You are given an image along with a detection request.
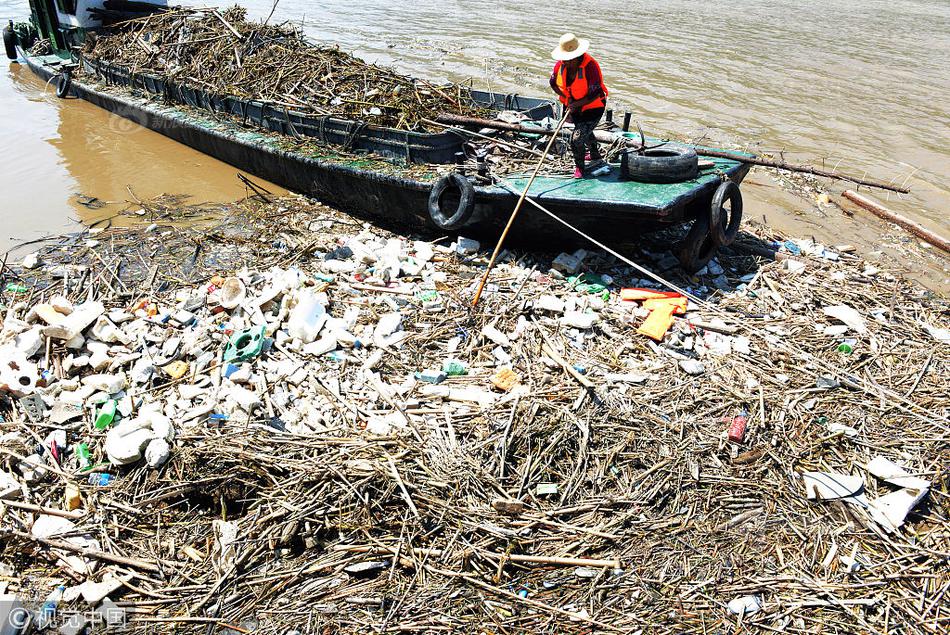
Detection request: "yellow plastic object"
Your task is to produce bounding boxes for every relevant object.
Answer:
[491,368,520,392]
[637,296,688,341]
[64,483,82,511]
[162,360,190,380]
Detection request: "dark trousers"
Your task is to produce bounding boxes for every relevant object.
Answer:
[569,107,605,169]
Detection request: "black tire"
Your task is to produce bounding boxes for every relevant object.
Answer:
[3,24,17,61]
[675,212,719,274]
[621,145,699,183]
[428,173,476,231]
[55,71,72,98]
[709,180,743,247]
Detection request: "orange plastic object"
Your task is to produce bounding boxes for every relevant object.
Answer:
[620,288,680,302]
[491,368,520,392]
[621,288,687,341]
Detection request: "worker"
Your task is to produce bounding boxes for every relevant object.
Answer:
[550,33,610,178]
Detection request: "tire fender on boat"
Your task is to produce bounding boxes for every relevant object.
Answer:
[675,211,719,274]
[709,180,743,247]
[428,172,476,231]
[621,145,699,183]
[55,71,72,99]
[2,23,17,61]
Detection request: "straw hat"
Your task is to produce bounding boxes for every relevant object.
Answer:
[551,33,589,61]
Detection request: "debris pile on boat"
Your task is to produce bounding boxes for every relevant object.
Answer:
[1,193,947,633]
[85,6,489,131]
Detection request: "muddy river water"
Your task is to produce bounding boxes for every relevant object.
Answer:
[2,0,948,287]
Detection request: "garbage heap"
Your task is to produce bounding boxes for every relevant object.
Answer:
[0,194,947,634]
[86,6,489,131]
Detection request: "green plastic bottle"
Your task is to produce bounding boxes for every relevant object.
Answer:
[76,443,92,469]
[442,359,467,376]
[94,400,117,430]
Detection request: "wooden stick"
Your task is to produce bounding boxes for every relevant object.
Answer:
[471,111,570,307]
[842,190,949,253]
[11,529,164,573]
[503,553,620,568]
[541,342,595,389]
[437,113,910,194]
[332,543,619,568]
[1,500,86,520]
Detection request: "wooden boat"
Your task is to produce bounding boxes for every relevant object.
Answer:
[6,0,751,271]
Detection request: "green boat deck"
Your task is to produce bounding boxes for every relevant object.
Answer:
[502,154,743,209]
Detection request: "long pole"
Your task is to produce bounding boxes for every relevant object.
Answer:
[842,190,950,253]
[471,111,570,307]
[436,113,910,194]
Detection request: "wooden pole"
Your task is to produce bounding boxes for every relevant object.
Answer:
[436,113,910,194]
[842,190,949,253]
[471,111,570,307]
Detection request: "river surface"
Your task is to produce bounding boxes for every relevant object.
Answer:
[2,0,948,286]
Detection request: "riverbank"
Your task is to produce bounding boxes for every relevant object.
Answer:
[1,192,947,633]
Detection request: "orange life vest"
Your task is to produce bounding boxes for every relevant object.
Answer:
[555,54,608,111]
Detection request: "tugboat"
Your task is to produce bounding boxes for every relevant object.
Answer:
[5,1,750,271]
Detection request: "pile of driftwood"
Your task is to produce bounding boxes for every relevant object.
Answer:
[1,191,947,634]
[87,6,488,130]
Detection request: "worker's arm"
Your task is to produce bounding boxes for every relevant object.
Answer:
[549,62,565,98]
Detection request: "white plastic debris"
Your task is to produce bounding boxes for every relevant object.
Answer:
[480,324,511,348]
[212,519,240,574]
[31,515,100,575]
[827,422,859,437]
[219,277,246,310]
[679,359,705,376]
[823,304,867,334]
[551,252,582,275]
[919,321,950,344]
[868,489,928,533]
[782,259,806,274]
[866,456,930,491]
[727,595,762,615]
[455,237,480,255]
[561,311,598,329]
[81,373,127,395]
[373,312,404,348]
[605,373,648,384]
[21,252,41,269]
[287,289,328,344]
[304,333,338,356]
[104,420,153,466]
[144,438,171,468]
[535,295,565,313]
[802,472,865,502]
[864,456,930,533]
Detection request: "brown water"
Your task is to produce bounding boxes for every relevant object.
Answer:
[2,0,949,286]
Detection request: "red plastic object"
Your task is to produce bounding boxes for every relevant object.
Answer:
[727,412,748,443]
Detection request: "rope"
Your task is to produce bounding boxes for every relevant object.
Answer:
[491,176,946,428]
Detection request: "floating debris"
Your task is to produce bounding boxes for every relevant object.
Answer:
[86,6,489,131]
[0,190,946,633]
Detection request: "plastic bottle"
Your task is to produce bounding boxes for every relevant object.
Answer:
[76,443,92,470]
[94,400,117,430]
[442,359,467,376]
[287,289,327,344]
[88,473,113,486]
[36,585,65,629]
